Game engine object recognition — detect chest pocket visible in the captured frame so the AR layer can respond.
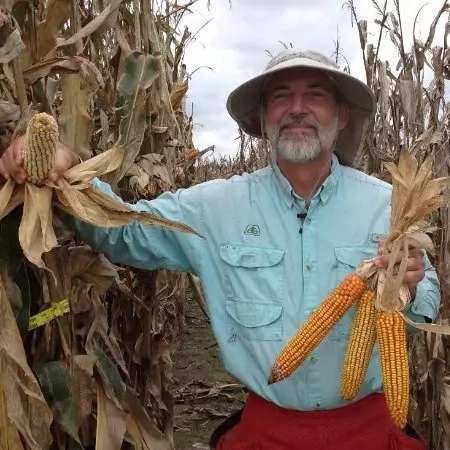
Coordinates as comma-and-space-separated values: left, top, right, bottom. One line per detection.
331, 243, 377, 343
220, 244, 285, 341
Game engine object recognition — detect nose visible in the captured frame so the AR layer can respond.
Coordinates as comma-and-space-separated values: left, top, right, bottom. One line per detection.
289, 94, 308, 115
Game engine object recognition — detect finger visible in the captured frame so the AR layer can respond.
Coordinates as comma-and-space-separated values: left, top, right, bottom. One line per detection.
403, 268, 425, 286
0, 158, 9, 179
2, 137, 28, 183
47, 167, 60, 183
375, 251, 404, 268
13, 135, 24, 165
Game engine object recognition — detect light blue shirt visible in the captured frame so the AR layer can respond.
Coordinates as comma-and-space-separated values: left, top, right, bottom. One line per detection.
65, 154, 440, 411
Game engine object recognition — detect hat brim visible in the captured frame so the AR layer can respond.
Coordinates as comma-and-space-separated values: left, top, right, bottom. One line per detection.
226, 57, 376, 166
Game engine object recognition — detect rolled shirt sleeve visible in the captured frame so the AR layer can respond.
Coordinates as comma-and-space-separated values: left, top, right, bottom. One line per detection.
60, 178, 206, 275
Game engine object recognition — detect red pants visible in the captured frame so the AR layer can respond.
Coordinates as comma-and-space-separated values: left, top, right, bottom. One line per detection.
213, 393, 426, 450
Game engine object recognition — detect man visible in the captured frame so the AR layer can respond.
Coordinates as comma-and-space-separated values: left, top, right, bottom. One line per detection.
0, 50, 439, 449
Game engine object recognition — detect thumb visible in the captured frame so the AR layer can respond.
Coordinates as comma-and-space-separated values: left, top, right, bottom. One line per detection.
13, 135, 25, 164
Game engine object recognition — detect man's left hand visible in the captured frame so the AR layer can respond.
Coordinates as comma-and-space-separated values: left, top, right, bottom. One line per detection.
375, 243, 425, 300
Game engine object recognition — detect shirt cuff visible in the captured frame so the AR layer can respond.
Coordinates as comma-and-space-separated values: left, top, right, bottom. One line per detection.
404, 280, 439, 331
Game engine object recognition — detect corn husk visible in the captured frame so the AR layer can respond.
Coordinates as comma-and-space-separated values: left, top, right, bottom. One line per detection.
356, 150, 450, 334
0, 142, 198, 270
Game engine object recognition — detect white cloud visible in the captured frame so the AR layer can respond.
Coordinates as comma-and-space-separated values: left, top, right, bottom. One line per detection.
180, 0, 443, 157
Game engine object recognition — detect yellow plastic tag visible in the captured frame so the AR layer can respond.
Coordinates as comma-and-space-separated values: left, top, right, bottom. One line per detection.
28, 299, 70, 331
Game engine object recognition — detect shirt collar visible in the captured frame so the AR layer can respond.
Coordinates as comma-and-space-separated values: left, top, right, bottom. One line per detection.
272, 153, 341, 208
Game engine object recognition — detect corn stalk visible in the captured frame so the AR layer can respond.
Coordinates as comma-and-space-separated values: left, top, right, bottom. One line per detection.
0, 0, 207, 447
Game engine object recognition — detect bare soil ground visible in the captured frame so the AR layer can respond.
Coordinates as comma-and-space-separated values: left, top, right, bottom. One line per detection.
172, 299, 246, 450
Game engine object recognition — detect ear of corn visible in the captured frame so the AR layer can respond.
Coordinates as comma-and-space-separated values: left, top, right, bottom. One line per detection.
376, 311, 409, 428
268, 273, 366, 384
22, 112, 59, 185
341, 288, 377, 400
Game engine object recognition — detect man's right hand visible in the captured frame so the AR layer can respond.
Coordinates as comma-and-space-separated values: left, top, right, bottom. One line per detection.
0, 135, 79, 184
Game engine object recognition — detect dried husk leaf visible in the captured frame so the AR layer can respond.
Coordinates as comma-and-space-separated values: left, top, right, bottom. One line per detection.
18, 184, 57, 268
357, 150, 445, 315
0, 179, 15, 217
55, 177, 198, 234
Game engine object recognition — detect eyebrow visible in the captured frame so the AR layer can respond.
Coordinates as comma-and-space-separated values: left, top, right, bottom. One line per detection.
269, 81, 331, 93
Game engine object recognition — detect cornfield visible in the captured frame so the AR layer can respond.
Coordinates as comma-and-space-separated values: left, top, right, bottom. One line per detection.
0, 0, 450, 448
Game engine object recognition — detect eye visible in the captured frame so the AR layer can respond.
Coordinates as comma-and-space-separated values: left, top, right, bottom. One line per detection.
270, 90, 290, 101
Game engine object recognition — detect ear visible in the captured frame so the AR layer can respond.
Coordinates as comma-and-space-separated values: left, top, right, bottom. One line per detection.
337, 103, 350, 130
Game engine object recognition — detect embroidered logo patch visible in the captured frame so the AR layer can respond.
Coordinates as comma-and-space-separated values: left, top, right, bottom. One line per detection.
244, 225, 261, 236
371, 233, 388, 242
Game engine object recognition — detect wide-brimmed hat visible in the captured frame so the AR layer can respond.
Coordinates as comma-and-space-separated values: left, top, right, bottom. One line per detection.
226, 50, 376, 166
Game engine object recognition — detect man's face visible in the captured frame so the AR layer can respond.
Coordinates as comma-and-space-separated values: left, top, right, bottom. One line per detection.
264, 68, 349, 163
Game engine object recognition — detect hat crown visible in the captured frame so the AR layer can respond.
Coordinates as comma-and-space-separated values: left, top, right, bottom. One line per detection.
265, 49, 339, 71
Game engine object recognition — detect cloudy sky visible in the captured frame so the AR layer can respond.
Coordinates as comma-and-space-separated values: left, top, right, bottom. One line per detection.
180, 0, 443, 157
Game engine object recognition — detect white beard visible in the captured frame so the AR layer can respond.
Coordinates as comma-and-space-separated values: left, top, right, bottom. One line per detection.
267, 115, 340, 163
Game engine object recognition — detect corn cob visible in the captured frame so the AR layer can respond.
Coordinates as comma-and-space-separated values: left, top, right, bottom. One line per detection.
341, 289, 377, 400
22, 113, 59, 185
268, 273, 366, 384
376, 311, 409, 428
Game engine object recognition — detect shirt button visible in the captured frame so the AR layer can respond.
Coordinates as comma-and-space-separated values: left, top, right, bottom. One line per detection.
305, 264, 313, 271
310, 356, 318, 364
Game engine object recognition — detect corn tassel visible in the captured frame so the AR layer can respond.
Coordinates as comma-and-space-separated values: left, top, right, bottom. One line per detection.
22, 112, 59, 185
376, 311, 409, 428
268, 273, 366, 384
341, 289, 377, 400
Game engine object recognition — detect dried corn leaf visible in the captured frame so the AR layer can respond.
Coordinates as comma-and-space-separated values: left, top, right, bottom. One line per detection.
0, 386, 23, 450
0, 271, 52, 449
0, 28, 21, 65
69, 248, 117, 295
95, 383, 127, 450
35, 0, 71, 60
0, 100, 20, 123
59, 74, 96, 160
399, 79, 417, 123
73, 355, 96, 420
379, 61, 390, 113
23, 56, 102, 86
89, 295, 129, 379
170, 82, 188, 111
35, 361, 81, 442
1, 0, 20, 12
114, 52, 161, 182
124, 387, 172, 450
54, 0, 124, 51
91, 344, 125, 401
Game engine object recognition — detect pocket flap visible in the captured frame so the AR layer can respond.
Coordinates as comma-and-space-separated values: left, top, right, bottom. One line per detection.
225, 300, 283, 327
220, 244, 284, 268
334, 245, 376, 268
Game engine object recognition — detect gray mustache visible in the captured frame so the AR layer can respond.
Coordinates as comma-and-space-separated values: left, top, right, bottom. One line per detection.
280, 115, 318, 132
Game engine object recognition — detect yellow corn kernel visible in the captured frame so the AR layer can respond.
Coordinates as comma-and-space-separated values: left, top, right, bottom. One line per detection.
268, 273, 366, 384
22, 113, 59, 185
341, 289, 376, 400
376, 311, 409, 428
